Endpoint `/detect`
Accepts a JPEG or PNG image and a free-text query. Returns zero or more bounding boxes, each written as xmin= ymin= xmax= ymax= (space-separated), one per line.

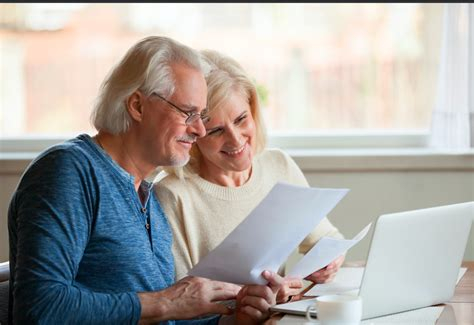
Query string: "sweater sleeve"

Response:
xmin=9 ymin=149 xmax=141 ymax=324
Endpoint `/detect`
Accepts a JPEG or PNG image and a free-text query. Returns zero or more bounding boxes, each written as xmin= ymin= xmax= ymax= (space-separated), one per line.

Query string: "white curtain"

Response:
xmin=429 ymin=3 xmax=474 ymax=150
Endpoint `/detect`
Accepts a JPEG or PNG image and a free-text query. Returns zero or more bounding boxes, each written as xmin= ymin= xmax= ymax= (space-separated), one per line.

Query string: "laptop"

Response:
xmin=271 ymin=201 xmax=474 ymax=320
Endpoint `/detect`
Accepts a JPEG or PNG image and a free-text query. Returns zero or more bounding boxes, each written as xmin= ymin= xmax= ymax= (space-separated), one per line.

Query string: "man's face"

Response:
xmin=139 ymin=63 xmax=208 ymax=167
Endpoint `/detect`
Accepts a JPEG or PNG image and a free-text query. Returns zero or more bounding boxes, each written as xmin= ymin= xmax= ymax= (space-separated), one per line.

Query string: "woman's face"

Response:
xmin=196 ymin=90 xmax=256 ymax=178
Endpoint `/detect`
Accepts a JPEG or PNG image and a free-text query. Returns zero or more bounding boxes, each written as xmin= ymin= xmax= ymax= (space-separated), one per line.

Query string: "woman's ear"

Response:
xmin=126 ymin=91 xmax=145 ymax=122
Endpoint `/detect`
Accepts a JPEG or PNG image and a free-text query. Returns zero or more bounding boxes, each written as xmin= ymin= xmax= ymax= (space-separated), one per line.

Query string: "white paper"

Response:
xmin=456 ymin=267 xmax=467 ymax=284
xmin=305 ymin=267 xmax=364 ymax=296
xmin=287 ymin=224 xmax=371 ymax=279
xmin=188 ymin=182 xmax=349 ymax=284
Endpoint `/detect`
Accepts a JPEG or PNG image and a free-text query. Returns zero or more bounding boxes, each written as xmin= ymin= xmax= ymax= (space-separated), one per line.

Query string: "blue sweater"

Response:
xmin=8 ymin=134 xmax=219 ymax=325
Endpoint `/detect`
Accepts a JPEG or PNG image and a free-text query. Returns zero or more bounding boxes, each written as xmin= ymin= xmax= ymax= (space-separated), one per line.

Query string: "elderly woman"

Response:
xmin=154 ymin=50 xmax=345 ymax=304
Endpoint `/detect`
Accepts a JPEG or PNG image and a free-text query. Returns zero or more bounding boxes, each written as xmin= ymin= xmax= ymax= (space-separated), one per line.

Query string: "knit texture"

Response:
xmin=155 ymin=148 xmax=344 ymax=280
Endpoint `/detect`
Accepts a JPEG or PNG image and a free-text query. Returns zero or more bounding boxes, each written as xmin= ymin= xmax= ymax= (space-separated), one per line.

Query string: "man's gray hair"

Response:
xmin=91 ymin=36 xmax=210 ymax=134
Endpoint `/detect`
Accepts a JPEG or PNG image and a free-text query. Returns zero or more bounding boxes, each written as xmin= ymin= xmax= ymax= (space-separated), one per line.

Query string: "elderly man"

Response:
xmin=8 ymin=36 xmax=281 ymax=324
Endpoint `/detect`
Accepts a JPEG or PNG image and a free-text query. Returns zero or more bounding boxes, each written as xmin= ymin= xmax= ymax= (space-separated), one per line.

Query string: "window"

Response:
xmin=0 ymin=3 xmax=443 ymax=147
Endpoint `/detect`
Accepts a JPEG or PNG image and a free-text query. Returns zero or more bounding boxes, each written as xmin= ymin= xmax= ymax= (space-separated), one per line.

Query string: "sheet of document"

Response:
xmin=188 ymin=182 xmax=349 ymax=285
xmin=287 ymin=223 xmax=371 ymax=279
xmin=305 ymin=267 xmax=364 ymax=296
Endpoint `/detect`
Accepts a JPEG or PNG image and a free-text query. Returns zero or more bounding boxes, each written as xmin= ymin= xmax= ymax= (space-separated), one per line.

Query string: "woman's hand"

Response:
xmin=275 ymin=276 xmax=303 ymax=304
xmin=235 ymin=270 xmax=284 ymax=324
xmin=305 ymin=254 xmax=345 ymax=284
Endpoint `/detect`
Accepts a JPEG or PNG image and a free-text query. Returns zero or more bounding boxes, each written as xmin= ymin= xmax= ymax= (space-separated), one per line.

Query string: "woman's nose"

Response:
xmin=225 ymin=126 xmax=243 ymax=146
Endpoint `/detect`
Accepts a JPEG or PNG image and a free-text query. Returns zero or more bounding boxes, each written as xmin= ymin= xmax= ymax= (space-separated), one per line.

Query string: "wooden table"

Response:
xmin=436 ymin=261 xmax=474 ymax=324
xmin=266 ymin=261 xmax=474 ymax=324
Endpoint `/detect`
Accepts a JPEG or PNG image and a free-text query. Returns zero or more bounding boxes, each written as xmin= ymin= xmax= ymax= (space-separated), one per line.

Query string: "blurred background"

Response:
xmin=1 ymin=3 xmax=472 ymax=265
xmin=0 ymin=3 xmax=443 ymax=137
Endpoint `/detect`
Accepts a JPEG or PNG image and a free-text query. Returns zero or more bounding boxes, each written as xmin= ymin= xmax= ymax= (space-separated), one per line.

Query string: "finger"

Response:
xmin=205 ymin=303 xmax=235 ymax=315
xmin=319 ymin=267 xmax=334 ymax=276
xmin=326 ymin=272 xmax=337 ymax=282
xmin=242 ymin=285 xmax=274 ymax=304
xmin=276 ymin=288 xmax=301 ymax=304
xmin=318 ymin=277 xmax=330 ymax=284
xmin=306 ymin=267 xmax=325 ymax=277
xmin=262 ymin=270 xmax=285 ymax=294
xmin=287 ymin=287 xmax=304 ymax=296
xmin=211 ymin=280 xmax=242 ymax=293
xmin=278 ymin=286 xmax=302 ymax=298
xmin=319 ymin=270 xmax=337 ymax=283
xmin=318 ymin=268 xmax=334 ymax=277
xmin=306 ymin=272 xmax=330 ymax=284
xmin=305 ymin=269 xmax=324 ymax=280
xmin=240 ymin=295 xmax=271 ymax=312
xmin=236 ymin=286 xmax=247 ymax=301
xmin=319 ymin=270 xmax=333 ymax=279
xmin=289 ymin=292 xmax=305 ymax=302
xmin=284 ymin=277 xmax=304 ymax=289
xmin=276 ymin=281 xmax=304 ymax=303
xmin=209 ymin=281 xmax=241 ymax=301
xmin=210 ymin=290 xmax=239 ymax=302
xmin=241 ymin=305 xmax=265 ymax=321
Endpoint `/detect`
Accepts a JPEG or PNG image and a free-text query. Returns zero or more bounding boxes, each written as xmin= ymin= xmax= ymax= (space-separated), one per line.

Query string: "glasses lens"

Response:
xmin=186 ymin=114 xmax=200 ymax=125
xmin=201 ymin=115 xmax=210 ymax=123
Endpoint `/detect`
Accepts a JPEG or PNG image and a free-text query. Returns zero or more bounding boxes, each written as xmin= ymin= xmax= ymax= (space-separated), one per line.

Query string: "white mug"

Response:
xmin=306 ymin=294 xmax=362 ymax=325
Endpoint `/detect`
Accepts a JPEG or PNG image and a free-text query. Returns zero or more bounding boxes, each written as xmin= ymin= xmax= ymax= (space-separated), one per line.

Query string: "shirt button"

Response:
xmin=141 ymin=207 xmax=147 ymax=213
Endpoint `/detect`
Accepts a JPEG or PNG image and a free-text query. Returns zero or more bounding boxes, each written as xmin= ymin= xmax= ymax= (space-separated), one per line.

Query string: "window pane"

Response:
xmin=0 ymin=3 xmax=443 ymax=137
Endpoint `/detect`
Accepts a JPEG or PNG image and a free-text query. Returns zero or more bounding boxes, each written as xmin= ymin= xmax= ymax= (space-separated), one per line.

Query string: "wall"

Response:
xmin=1 ymin=150 xmax=474 ymax=264
xmin=302 ymin=170 xmax=474 ymax=262
xmin=290 ymin=151 xmax=474 ymax=264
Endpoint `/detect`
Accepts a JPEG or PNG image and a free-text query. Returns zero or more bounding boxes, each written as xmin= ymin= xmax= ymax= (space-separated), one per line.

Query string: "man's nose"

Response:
xmin=188 ymin=118 xmax=206 ymax=138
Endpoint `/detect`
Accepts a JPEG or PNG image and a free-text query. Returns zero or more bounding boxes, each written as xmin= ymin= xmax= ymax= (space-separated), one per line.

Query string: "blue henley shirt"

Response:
xmin=8 ymin=134 xmax=219 ymax=325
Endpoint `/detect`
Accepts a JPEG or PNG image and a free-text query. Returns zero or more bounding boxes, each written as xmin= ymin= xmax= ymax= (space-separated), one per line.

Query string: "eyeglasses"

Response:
xmin=151 ymin=92 xmax=210 ymax=125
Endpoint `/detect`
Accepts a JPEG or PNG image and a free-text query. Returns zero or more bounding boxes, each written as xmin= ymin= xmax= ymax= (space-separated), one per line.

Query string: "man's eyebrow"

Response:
xmin=180 ymin=104 xmax=207 ymax=113
xmin=180 ymin=104 xmax=198 ymax=111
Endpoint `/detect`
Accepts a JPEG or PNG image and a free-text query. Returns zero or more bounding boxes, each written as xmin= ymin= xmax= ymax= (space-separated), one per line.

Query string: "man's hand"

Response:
xmin=138 ymin=276 xmax=241 ymax=324
xmin=235 ymin=270 xmax=284 ymax=324
xmin=305 ymin=254 xmax=345 ymax=284
xmin=275 ymin=276 xmax=303 ymax=304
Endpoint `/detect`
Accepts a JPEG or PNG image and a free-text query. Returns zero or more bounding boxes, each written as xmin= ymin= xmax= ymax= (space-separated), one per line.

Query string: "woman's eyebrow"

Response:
xmin=234 ymin=111 xmax=247 ymax=121
xmin=206 ymin=110 xmax=247 ymax=132
xmin=206 ymin=125 xmax=222 ymax=133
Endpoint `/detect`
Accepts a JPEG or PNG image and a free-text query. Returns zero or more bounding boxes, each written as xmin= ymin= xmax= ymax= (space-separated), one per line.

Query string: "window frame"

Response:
xmin=0 ymin=130 xmax=429 ymax=156
xmin=3 ymin=132 xmax=474 ymax=178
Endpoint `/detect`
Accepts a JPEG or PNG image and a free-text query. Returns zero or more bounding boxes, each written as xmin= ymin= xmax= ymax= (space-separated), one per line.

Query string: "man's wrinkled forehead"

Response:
xmin=170 ymin=63 xmax=208 ymax=113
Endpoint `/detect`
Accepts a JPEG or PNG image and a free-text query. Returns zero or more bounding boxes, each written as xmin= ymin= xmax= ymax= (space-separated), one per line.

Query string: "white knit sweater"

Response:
xmin=154 ymin=148 xmax=344 ymax=280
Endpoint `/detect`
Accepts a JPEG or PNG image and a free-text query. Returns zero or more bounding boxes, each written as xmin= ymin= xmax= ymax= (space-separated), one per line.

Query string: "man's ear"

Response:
xmin=126 ymin=91 xmax=145 ymax=122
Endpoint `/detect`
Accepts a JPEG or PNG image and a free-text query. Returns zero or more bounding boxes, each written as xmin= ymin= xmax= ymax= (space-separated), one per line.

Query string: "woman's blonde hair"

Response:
xmin=165 ymin=49 xmax=267 ymax=179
